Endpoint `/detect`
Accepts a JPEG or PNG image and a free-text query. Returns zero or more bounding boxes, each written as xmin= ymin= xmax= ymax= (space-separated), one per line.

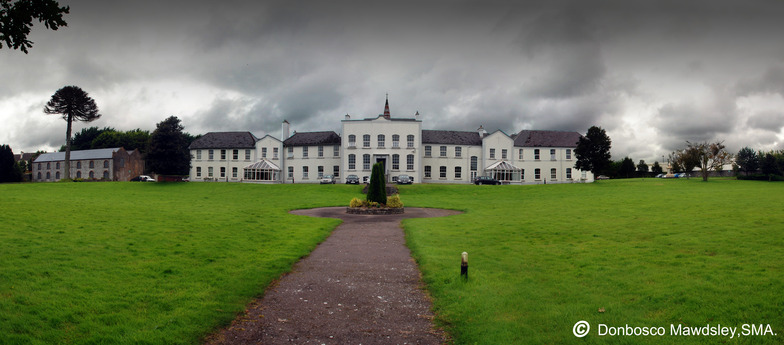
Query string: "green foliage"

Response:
xmin=0 ymin=144 xmax=22 ymax=182
xmin=44 ymin=85 xmax=101 ymax=180
xmin=386 ymin=195 xmax=403 ymax=208
xmin=636 ymin=159 xmax=649 ymax=176
xmin=735 ymin=147 xmax=759 ymax=176
xmin=147 ymin=116 xmax=190 ymax=175
xmin=574 ymin=125 xmax=612 ymax=176
xmin=651 ymin=161 xmax=663 ymax=174
xmin=0 ymin=0 xmax=70 ymax=53
xmin=366 ymin=162 xmax=387 ymax=204
xmin=402 ymin=180 xmax=784 ymax=344
xmin=619 ymin=157 xmax=635 ymax=178
xmin=349 ymin=197 xmax=363 ymax=208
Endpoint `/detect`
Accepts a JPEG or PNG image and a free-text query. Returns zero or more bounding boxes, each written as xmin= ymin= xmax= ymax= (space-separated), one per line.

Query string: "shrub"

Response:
xmin=367 ymin=162 xmax=387 ymax=204
xmin=387 ymin=195 xmax=403 ymax=208
xmin=350 ymin=197 xmax=363 ymax=208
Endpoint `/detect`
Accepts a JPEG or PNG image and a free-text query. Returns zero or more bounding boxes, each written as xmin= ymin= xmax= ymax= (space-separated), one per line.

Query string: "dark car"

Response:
xmin=396 ymin=174 xmax=412 ymax=184
xmin=345 ymin=174 xmax=360 ymax=184
xmin=474 ymin=176 xmax=501 ymax=185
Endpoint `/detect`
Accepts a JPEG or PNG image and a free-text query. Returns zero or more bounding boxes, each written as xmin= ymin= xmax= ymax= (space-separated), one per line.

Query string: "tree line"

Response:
xmin=733 ymin=147 xmax=784 ymax=181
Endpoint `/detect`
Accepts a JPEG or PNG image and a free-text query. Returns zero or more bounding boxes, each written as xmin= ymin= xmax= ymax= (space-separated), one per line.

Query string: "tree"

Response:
xmin=651 ymin=161 xmax=663 ymax=175
xmin=637 ymin=159 xmax=649 ymax=177
xmin=671 ymin=146 xmax=700 ymax=178
xmin=574 ymin=126 xmax=612 ymax=176
xmin=44 ymin=86 xmax=101 ymax=180
xmin=1 ymin=0 xmax=69 ymax=53
xmin=146 ymin=116 xmax=190 ymax=175
xmin=366 ymin=162 xmax=387 ymax=205
xmin=681 ymin=141 xmax=732 ymax=181
xmin=735 ymin=147 xmax=759 ymax=176
xmin=619 ymin=157 xmax=635 ymax=178
xmin=0 ymin=144 xmax=22 ymax=182
xmin=760 ymin=153 xmax=779 ymax=181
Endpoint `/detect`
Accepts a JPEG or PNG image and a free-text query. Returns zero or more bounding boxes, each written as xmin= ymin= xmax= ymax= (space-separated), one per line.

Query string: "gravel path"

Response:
xmin=204 ymin=207 xmax=462 ymax=345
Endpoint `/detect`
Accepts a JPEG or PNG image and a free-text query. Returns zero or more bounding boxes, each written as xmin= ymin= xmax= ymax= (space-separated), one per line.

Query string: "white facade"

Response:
xmin=188 ymin=101 xmax=594 ymax=184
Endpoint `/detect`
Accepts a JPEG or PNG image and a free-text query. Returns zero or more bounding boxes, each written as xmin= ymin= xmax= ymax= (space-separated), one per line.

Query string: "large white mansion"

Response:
xmin=188 ymin=99 xmax=594 ymax=184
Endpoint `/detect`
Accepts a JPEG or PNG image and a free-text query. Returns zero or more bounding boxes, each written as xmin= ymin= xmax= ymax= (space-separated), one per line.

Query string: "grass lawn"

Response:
xmin=400 ymin=179 xmax=784 ymax=344
xmin=1 ymin=179 xmax=782 ymax=344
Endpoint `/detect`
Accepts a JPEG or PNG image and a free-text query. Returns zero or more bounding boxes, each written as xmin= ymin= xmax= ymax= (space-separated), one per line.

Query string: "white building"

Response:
xmin=188 ymin=98 xmax=594 ymax=184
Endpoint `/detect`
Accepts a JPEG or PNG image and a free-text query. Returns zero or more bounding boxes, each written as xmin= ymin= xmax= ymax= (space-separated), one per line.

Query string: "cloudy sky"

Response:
xmin=2 ymin=0 xmax=784 ymax=162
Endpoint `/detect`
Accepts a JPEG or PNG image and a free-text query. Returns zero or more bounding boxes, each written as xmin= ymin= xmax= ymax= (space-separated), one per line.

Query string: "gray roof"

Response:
xmin=283 ymin=131 xmax=341 ymax=146
xmin=513 ymin=130 xmax=581 ymax=148
xmin=34 ymin=148 xmax=121 ymax=163
xmin=422 ymin=130 xmax=482 ymax=145
xmin=189 ymin=132 xmax=258 ymax=149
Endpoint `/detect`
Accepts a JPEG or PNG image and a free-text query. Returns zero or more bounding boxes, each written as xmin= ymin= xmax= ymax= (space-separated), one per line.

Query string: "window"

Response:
xmin=233 ymin=149 xmax=238 ymax=160
xmin=392 ymin=134 xmax=400 ymax=147
xmin=521 ymin=169 xmax=525 ymax=180
xmin=273 ymin=148 xmax=279 ymax=159
xmin=455 ymin=166 xmax=462 ymax=179
xmin=333 ymin=165 xmax=340 ymax=177
xmin=232 ymin=167 xmax=238 ymax=178
xmin=455 ymin=147 xmax=462 ymax=158
xmin=46 ymin=171 xmax=51 ymax=179
xmin=76 ymin=162 xmax=81 ymax=169
xmin=102 ymin=171 xmax=108 ymax=179
xmin=348 ymin=134 xmax=356 ymax=147
xmin=519 ymin=149 xmax=523 ymax=160
xmin=56 ymin=162 xmax=60 ymax=169
xmin=440 ymin=146 xmax=447 ymax=157
xmin=425 ymin=166 xmax=431 ymax=178
xmin=220 ymin=167 xmax=226 ymax=178
xmin=566 ymin=168 xmax=572 ymax=179
xmin=363 ymin=154 xmax=370 ymax=170
xmin=246 ymin=149 xmax=251 ymax=160
xmin=287 ymin=146 xmax=293 ymax=158
xmin=378 ymin=134 xmax=385 ymax=148
xmin=334 ymin=145 xmax=339 ymax=157
xmin=534 ymin=149 xmax=540 ymax=160
xmin=425 ymin=146 xmax=432 ymax=157
xmin=363 ymin=134 xmax=370 ymax=148
xmin=392 ymin=154 xmax=400 ymax=170
xmin=470 ymin=156 xmax=478 ymax=171
xmin=38 ymin=163 xmax=41 ymax=170
xmin=262 ymin=147 xmax=267 ymax=158
xmin=440 ymin=166 xmax=447 ymax=178
xmin=502 ymin=149 xmax=507 ymax=160
xmin=103 ymin=160 xmax=109 ymax=168
xmin=197 ymin=150 xmax=202 ymax=159
xmin=318 ymin=166 xmax=324 ymax=178
xmin=406 ymin=154 xmax=414 ymax=170
xmin=550 ymin=149 xmax=556 ymax=160
xmin=534 ymin=168 xmax=540 ymax=180
xmin=303 ymin=146 xmax=308 ymax=158
xmin=407 ymin=135 xmax=414 ymax=148
xmin=490 ymin=149 xmax=495 ymax=159
xmin=303 ymin=166 xmax=309 ymax=179
xmin=551 ymin=168 xmax=557 ymax=179
xmin=348 ymin=154 xmax=356 ymax=170
xmin=582 ymin=170 xmax=587 ymax=179
xmin=288 ymin=166 xmax=294 ymax=178
xmin=208 ymin=167 xmax=214 ymax=177
xmin=209 ymin=149 xmax=214 ymax=160
xmin=221 ymin=150 xmax=226 ymax=160
xmin=196 ymin=167 xmax=201 ymax=177
xmin=566 ymin=149 xmax=572 ymax=160
xmin=318 ymin=146 xmax=324 ymax=157
xmin=88 ymin=171 xmax=95 ymax=179
xmin=56 ymin=171 xmax=62 ymax=179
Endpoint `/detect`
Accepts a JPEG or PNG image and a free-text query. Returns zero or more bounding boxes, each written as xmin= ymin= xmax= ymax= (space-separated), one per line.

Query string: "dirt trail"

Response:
xmin=205 ymin=207 xmax=461 ymax=345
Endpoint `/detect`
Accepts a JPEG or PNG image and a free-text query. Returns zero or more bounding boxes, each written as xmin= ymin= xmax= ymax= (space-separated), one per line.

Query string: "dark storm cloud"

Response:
xmin=746 ymin=111 xmax=784 ymax=133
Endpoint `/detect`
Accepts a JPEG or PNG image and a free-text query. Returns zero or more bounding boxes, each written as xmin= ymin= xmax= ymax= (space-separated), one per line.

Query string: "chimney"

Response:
xmin=345 ymin=113 xmax=350 ymax=120
xmin=415 ymin=111 xmax=420 ymax=121
xmin=281 ymin=120 xmax=290 ymax=141
xmin=477 ymin=125 xmax=486 ymax=138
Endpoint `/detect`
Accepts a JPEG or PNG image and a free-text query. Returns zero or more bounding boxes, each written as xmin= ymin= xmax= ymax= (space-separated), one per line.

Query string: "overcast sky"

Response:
xmin=2 ymin=0 xmax=784 ymax=162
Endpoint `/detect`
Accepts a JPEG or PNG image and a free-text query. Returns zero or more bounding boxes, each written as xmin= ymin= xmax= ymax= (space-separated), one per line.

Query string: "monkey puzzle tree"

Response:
xmin=1 ymin=0 xmax=70 ymax=53
xmin=44 ymin=85 xmax=101 ymax=180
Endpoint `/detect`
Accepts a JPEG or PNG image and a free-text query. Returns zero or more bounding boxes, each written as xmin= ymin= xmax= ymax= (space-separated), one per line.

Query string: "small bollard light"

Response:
xmin=460 ymin=252 xmax=468 ymax=280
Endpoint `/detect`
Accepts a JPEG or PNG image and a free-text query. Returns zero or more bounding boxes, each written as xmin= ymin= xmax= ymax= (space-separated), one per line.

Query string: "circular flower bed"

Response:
xmin=346 ymin=195 xmax=404 ymax=215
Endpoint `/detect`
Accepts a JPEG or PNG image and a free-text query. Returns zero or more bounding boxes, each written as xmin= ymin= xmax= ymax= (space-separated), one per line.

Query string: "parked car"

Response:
xmin=596 ymin=175 xmax=610 ymax=180
xmin=396 ymin=174 xmax=412 ymax=184
xmin=474 ymin=176 xmax=501 ymax=185
xmin=655 ymin=174 xmax=665 ymax=178
xmin=345 ymin=174 xmax=360 ymax=184
xmin=131 ymin=175 xmax=156 ymax=182
xmin=320 ymin=174 xmax=335 ymax=184
xmin=362 ymin=176 xmax=369 ymax=184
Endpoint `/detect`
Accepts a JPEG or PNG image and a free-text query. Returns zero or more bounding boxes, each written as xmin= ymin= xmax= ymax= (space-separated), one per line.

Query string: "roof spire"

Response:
xmin=383 ymin=94 xmax=390 ymax=119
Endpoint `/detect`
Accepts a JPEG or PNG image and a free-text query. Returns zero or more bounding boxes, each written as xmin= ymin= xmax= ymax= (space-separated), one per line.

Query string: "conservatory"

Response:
xmin=243 ymin=159 xmax=281 ymax=183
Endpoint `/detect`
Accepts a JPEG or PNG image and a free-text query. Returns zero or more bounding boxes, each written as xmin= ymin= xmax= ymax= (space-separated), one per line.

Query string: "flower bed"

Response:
xmin=346 ymin=207 xmax=404 ymax=215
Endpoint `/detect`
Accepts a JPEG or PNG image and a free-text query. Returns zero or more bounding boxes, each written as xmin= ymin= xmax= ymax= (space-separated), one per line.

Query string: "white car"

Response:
xmin=320 ymin=175 xmax=335 ymax=184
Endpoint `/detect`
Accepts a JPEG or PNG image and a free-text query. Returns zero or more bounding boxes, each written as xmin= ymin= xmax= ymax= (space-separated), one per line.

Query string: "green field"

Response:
xmin=1 ymin=180 xmax=783 ymax=344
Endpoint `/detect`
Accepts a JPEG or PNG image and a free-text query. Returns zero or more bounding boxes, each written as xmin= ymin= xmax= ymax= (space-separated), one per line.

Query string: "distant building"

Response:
xmin=32 ymin=147 xmax=144 ymax=182
xmin=188 ymin=98 xmax=593 ymax=184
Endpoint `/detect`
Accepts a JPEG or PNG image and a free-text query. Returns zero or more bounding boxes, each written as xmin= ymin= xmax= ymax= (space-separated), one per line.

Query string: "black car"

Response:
xmin=396 ymin=174 xmax=412 ymax=184
xmin=345 ymin=174 xmax=360 ymax=184
xmin=474 ymin=176 xmax=501 ymax=185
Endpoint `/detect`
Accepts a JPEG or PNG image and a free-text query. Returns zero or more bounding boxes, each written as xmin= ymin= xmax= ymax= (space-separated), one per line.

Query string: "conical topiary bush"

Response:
xmin=366 ymin=162 xmax=387 ymax=204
